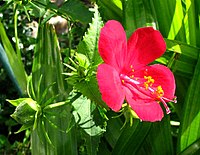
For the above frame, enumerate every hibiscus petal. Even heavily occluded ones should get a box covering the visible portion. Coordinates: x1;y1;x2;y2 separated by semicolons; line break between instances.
134;64;176;99
97;64;125;111
127;27;166;70
98;20;127;72
125;87;164;122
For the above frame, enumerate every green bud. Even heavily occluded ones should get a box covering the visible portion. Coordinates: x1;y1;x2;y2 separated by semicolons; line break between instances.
10;98;38;126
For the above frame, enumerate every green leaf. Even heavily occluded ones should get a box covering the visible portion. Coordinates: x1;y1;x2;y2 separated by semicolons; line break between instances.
74;74;107;109
104;112;123;149
179;138;200;155
28;1;46;18
58;0;93;24
32;24;67;101
165;39;199;78
85;134;101;155
75;53;90;69
152;0;186;41
122;0;157;37
177;49;200;152
31;23;77;155
72;95;105;155
72;95;105;136
77;5;103;65
182;0;199;46
97;0;122;22
111;121;152;155
137;115;174;155
0;22;27;95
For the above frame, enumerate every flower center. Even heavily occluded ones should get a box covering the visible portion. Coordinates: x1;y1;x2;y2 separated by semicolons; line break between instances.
120;67;175;114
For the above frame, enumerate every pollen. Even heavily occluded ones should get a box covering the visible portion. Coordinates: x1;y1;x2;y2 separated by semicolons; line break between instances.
144;82;149;90
130;75;134;78
143;76;155;89
156;85;164;97
122;80;125;83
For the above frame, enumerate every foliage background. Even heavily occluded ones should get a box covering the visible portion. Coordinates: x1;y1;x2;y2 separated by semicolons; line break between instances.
0;0;200;155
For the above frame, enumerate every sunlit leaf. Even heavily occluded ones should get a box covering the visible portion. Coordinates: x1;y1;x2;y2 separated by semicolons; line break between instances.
77;5;103;65
97;0;122;22
0;22;27;95
177;54;200;153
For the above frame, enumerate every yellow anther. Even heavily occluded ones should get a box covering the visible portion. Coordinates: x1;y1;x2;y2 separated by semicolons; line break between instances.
156;85;164;97
144;76;154;84
132;69;135;72
144;82;149;90
130;75;134;78
122;80;125;83
143;76;155;90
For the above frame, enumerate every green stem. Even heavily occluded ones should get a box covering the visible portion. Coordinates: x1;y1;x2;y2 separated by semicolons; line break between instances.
14;3;21;60
67;21;72;57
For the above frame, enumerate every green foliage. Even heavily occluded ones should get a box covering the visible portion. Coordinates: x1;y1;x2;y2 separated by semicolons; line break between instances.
77;5;103;66
72;95;105;155
65;6;107;109
72;95;105;136
177;49;200;153
122;0;157;37
1;0;200;154
9;98;37;125
30;23;77;155
0;21;27;95
112;121;152;155
97;0;122;22
59;0;93;23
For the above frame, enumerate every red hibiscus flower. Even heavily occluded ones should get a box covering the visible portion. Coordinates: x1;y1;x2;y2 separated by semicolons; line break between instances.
97;20;176;122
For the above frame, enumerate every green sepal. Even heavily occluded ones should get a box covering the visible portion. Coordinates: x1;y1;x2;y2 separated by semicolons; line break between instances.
15;124;32;134
7;98;28;107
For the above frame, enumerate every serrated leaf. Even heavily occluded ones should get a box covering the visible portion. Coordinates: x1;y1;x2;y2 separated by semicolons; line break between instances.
77;5;103;66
